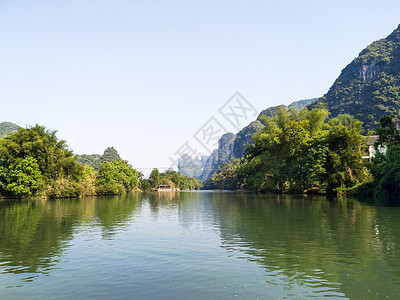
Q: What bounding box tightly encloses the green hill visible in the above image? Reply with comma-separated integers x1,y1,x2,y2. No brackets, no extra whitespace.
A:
310,24,400,130
0,122,20,138
77,147,121,170
232,98,316,158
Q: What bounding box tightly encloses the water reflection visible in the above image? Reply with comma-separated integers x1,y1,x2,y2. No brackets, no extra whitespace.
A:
145,191,181,215
1,192,400,299
90,194,142,238
0,193,142,279
211,193,400,298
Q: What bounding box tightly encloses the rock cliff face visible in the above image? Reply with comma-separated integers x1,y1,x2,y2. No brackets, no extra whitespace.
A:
199,149,218,181
178,154,209,178
310,24,400,130
199,133,236,181
233,121,265,158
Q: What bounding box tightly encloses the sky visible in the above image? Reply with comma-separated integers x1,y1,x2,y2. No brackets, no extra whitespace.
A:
1,0,400,175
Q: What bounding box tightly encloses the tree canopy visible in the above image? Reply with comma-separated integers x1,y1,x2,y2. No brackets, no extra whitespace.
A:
208,107,369,194
0,125,142,198
364,114,400,199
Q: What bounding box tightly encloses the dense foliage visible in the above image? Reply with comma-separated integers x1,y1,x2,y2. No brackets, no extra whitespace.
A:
0,125,142,198
359,115,400,198
96,160,141,195
207,107,370,194
230,99,316,163
204,158,240,190
0,156,42,197
0,125,79,198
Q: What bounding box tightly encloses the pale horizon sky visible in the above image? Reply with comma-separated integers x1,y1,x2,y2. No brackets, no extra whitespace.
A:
1,0,400,174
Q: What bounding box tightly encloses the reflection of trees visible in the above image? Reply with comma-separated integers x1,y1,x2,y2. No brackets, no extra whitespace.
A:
2,192,400,298
92,193,142,238
211,193,400,298
0,194,142,278
0,199,79,277
177,192,219,230
144,192,182,216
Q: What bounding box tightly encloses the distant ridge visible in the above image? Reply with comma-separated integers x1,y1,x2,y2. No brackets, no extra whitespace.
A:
0,121,19,138
77,147,121,170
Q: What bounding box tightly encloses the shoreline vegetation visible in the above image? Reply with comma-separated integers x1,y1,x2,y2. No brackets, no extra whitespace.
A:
0,125,202,200
0,107,399,200
205,107,400,200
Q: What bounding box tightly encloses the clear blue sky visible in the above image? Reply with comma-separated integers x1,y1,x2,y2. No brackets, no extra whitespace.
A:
1,0,400,174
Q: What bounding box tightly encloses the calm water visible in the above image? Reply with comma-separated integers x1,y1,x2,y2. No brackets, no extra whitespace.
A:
0,192,400,299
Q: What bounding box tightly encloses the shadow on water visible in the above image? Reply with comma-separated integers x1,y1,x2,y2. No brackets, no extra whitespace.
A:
355,193,400,207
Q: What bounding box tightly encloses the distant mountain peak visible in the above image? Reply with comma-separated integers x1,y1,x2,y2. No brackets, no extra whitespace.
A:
310,24,400,130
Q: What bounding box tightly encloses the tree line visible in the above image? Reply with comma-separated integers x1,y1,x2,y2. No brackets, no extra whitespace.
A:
205,106,400,198
140,168,203,191
0,125,200,199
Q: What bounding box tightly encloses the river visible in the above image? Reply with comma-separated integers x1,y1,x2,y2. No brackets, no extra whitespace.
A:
0,192,399,299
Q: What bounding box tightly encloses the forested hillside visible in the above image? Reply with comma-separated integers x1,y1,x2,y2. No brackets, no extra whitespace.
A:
77,147,121,171
310,25,400,130
0,122,19,138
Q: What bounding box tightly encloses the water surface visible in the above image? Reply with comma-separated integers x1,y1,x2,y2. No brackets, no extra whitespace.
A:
0,192,399,299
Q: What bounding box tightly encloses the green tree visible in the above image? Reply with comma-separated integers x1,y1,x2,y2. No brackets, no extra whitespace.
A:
376,114,400,145
149,168,160,188
323,115,367,193
205,158,240,190
373,146,400,198
113,160,140,191
80,165,97,196
235,107,368,194
0,157,43,198
0,125,84,198
0,125,75,181
366,115,400,198
140,178,152,191
96,160,141,195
